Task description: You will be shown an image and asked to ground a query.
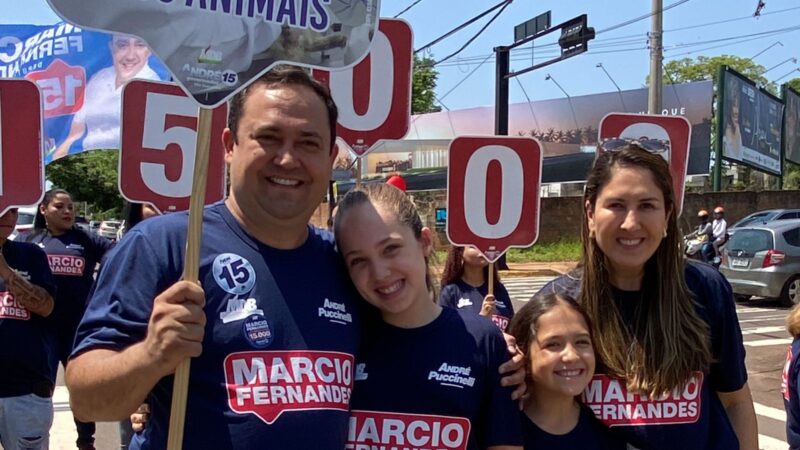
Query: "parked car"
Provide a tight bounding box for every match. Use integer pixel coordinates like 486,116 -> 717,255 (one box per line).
9,207 -> 36,241
75,216 -> 91,233
728,209 -> 800,236
97,220 -> 121,240
720,219 -> 800,306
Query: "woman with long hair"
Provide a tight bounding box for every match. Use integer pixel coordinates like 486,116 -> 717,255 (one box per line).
23,188 -> 114,450
535,144 -> 757,449
440,245 -> 514,331
782,305 -> 800,448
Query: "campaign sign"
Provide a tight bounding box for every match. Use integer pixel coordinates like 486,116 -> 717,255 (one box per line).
447,137 -> 542,263
119,80 -> 227,213
598,113 -> 691,214
313,19 -> 413,157
0,22 -> 171,164
0,80 -> 44,216
47,0 -> 381,107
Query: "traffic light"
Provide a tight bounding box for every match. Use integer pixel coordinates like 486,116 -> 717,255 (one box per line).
558,14 -> 595,56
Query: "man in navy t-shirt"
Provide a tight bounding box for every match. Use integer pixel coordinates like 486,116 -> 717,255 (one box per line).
65,66 -> 362,450
0,208 -> 58,448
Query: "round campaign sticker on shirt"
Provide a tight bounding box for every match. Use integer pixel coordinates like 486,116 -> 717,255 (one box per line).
243,314 -> 273,348
213,253 -> 256,295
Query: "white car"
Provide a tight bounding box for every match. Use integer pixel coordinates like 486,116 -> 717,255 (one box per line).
10,207 -> 37,241
98,220 -> 121,240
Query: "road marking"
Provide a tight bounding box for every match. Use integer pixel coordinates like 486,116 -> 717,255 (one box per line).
740,315 -> 789,323
745,337 -> 793,347
755,402 -> 787,422
741,326 -> 789,336
759,433 -> 788,450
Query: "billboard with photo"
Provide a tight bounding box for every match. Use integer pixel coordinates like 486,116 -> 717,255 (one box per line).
0,22 -> 171,164
719,67 -> 783,175
406,80 -> 713,182
784,85 -> 800,166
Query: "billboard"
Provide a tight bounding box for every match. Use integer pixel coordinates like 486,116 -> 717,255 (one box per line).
406,80 -> 714,182
719,67 -> 783,175
0,22 -> 171,164
784,85 -> 800,166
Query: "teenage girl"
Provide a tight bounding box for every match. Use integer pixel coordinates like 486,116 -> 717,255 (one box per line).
440,245 -> 515,331
334,183 -> 523,450
508,292 -> 626,449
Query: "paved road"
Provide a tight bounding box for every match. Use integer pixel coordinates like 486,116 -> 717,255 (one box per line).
44,276 -> 793,449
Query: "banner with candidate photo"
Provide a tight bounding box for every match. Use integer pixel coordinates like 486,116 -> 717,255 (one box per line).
0,22 -> 170,164
784,85 -> 800,167
719,67 -> 784,175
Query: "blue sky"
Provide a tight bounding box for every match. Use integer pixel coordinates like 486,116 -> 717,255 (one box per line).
3,0 -> 799,110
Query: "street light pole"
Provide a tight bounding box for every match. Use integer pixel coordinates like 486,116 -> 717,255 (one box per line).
775,68 -> 800,83
495,46 -> 510,137
546,73 -> 579,129
764,57 -> 798,74
596,62 -> 627,111
648,0 -> 663,114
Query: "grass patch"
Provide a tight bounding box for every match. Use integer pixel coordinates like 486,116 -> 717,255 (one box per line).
505,240 -> 582,263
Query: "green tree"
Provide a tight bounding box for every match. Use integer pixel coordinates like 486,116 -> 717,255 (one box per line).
787,77 -> 800,93
412,54 -> 441,114
658,55 -> 774,93
46,150 -> 124,217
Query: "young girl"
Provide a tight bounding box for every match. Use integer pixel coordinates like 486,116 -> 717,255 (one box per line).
783,304 -> 800,449
334,183 -> 523,450
440,245 -> 515,331
508,293 -> 626,450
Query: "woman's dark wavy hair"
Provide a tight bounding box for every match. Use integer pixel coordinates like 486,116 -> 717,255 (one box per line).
439,245 -> 501,289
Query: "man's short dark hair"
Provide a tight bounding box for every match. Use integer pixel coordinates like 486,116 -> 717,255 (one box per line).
227,65 -> 338,150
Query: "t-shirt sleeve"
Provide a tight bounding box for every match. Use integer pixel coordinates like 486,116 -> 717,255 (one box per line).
480,326 -> 523,447
26,244 -> 57,299
438,284 -> 459,309
496,283 -> 514,316
695,265 -> 747,393
71,229 -> 176,358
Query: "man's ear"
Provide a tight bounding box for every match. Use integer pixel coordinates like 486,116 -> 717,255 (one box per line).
420,227 -> 434,257
222,128 -> 235,164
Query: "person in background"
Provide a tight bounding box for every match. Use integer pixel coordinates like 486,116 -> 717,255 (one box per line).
508,292 -> 626,449
723,85 -> 744,162
334,183 -> 523,450
440,245 -> 515,331
685,209 -> 713,262
782,303 -> 800,450
712,206 -> 728,259
0,207 -> 58,450
535,145 -> 757,449
23,189 -> 114,450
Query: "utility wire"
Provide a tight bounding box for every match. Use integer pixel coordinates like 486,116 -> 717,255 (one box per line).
597,0 -> 691,34
394,0 -> 425,18
434,0 -> 512,66
438,53 -> 495,102
414,0 -> 511,55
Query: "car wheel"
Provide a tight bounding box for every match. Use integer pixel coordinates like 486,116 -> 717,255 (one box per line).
734,294 -> 750,303
781,275 -> 800,307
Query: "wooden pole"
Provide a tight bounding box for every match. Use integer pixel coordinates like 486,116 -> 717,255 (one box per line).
166,106 -> 213,450
356,158 -> 363,188
487,262 -> 495,297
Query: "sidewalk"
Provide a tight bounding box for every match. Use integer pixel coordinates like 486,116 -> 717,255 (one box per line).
501,261 -> 577,278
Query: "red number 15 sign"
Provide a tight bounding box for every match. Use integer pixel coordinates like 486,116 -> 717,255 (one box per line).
447,136 -> 542,262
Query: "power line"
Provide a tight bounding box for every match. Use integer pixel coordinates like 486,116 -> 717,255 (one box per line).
414,0 -> 511,55
434,0 -> 512,66
394,0 -> 425,18
597,0 -> 691,34
438,53 -> 495,102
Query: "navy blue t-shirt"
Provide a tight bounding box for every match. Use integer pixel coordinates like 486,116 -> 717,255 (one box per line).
440,280 -> 515,331
72,202 -> 362,450
347,307 -> 522,450
782,338 -> 800,449
520,404 -> 627,450
535,261 -> 746,450
0,240 -> 58,397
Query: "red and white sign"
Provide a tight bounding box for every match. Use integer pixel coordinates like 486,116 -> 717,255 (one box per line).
119,80 -> 228,214
47,254 -> 86,277
313,19 -> 413,157
447,136 -> 542,263
0,79 -> 44,217
224,350 -> 354,425
598,113 -> 691,214
583,373 -> 703,427
346,410 -> 470,450
0,292 -> 31,321
25,59 -> 87,118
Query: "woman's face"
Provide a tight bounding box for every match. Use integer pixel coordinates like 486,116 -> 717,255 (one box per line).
587,165 -> 669,277
41,193 -> 75,233
462,246 -> 488,268
528,304 -> 595,398
337,202 -> 433,321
